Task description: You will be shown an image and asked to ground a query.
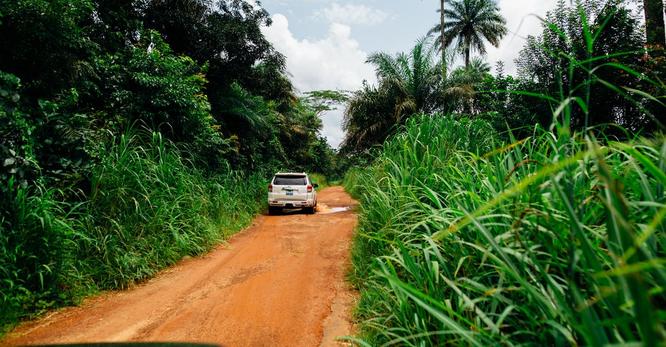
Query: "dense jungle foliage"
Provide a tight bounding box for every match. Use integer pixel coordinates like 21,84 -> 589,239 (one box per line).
341,0 -> 665,155
343,0 -> 666,345
0,0 -> 339,332
2,0 -> 665,344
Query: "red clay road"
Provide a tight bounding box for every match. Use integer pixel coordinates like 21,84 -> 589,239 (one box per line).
2,186 -> 358,347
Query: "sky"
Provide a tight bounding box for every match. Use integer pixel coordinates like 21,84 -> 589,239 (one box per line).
258,0 -> 563,148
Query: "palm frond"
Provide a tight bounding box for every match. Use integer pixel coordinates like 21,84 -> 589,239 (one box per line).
430,0 -> 508,66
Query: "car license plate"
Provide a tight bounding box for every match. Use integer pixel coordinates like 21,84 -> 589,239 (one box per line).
286,191 -> 293,196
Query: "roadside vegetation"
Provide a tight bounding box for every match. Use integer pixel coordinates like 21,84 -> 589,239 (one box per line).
2,0 -> 665,344
309,173 -> 330,190
0,0 -> 340,333
344,0 -> 665,345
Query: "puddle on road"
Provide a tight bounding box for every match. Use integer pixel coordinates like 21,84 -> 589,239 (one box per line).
272,204 -> 353,215
317,205 -> 352,215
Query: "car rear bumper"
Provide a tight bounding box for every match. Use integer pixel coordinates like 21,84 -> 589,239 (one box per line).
268,199 -> 316,208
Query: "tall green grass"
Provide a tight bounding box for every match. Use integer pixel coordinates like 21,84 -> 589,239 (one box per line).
0,181 -> 81,329
345,115 -> 665,345
78,132 -> 265,288
309,173 -> 330,189
0,131 -> 266,333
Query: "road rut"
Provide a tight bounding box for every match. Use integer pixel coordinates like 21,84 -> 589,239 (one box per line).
2,186 -> 358,347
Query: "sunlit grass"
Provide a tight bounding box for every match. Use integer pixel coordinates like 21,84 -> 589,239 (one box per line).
345,115 -> 665,345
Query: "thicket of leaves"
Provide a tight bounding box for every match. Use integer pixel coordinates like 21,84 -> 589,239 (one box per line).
342,0 -> 665,154
516,0 -> 664,133
0,0 -> 336,180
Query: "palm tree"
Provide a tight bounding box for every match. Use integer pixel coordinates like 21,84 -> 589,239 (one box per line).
342,39 -> 443,152
439,0 -> 447,77
366,38 -> 442,115
445,57 -> 491,114
429,0 -> 507,67
342,82 -> 401,152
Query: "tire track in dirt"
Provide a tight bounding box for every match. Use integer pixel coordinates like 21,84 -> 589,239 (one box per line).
2,187 -> 358,347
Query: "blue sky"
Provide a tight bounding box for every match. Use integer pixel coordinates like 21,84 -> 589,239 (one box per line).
258,0 -> 563,147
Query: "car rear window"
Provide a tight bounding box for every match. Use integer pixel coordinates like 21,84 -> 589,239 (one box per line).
273,175 -> 307,186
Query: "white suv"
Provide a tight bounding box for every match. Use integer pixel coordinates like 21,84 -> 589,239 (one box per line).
268,173 -> 318,214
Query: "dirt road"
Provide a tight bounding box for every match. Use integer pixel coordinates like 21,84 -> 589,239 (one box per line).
2,187 -> 358,347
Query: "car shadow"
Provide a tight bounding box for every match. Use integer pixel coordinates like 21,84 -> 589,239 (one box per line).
265,208 -> 316,216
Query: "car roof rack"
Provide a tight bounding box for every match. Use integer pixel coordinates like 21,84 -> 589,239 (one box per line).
275,172 -> 307,176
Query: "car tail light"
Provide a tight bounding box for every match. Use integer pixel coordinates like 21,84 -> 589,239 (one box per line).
268,184 -> 273,192
307,185 -> 313,192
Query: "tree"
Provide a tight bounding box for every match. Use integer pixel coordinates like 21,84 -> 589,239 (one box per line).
144,0 -> 285,98
342,39 -> 443,153
91,0 -> 143,52
143,0 -> 292,151
471,67 -> 547,138
429,0 -> 507,67
440,0 -> 447,77
0,0 -> 96,99
643,0 -> 665,48
303,90 -> 350,117
94,30 -> 220,144
367,38 -> 443,115
342,82 -> 400,153
516,0 -> 664,133
444,57 -> 490,114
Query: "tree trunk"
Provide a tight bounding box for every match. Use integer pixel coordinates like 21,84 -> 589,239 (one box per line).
440,0 -> 447,78
644,0 -> 665,47
465,47 -> 470,68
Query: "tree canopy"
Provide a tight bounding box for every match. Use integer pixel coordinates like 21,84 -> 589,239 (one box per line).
342,39 -> 444,153
429,0 -> 507,67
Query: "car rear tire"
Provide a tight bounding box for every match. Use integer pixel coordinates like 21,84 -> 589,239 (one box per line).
268,206 -> 281,215
305,206 -> 315,215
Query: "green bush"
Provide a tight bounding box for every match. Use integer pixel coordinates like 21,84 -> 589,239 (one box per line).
0,71 -> 36,190
346,115 -> 665,345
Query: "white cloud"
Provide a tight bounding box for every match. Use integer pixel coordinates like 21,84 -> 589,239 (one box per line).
485,0 -> 560,75
315,3 -> 389,26
262,14 -> 375,92
262,14 -> 376,148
